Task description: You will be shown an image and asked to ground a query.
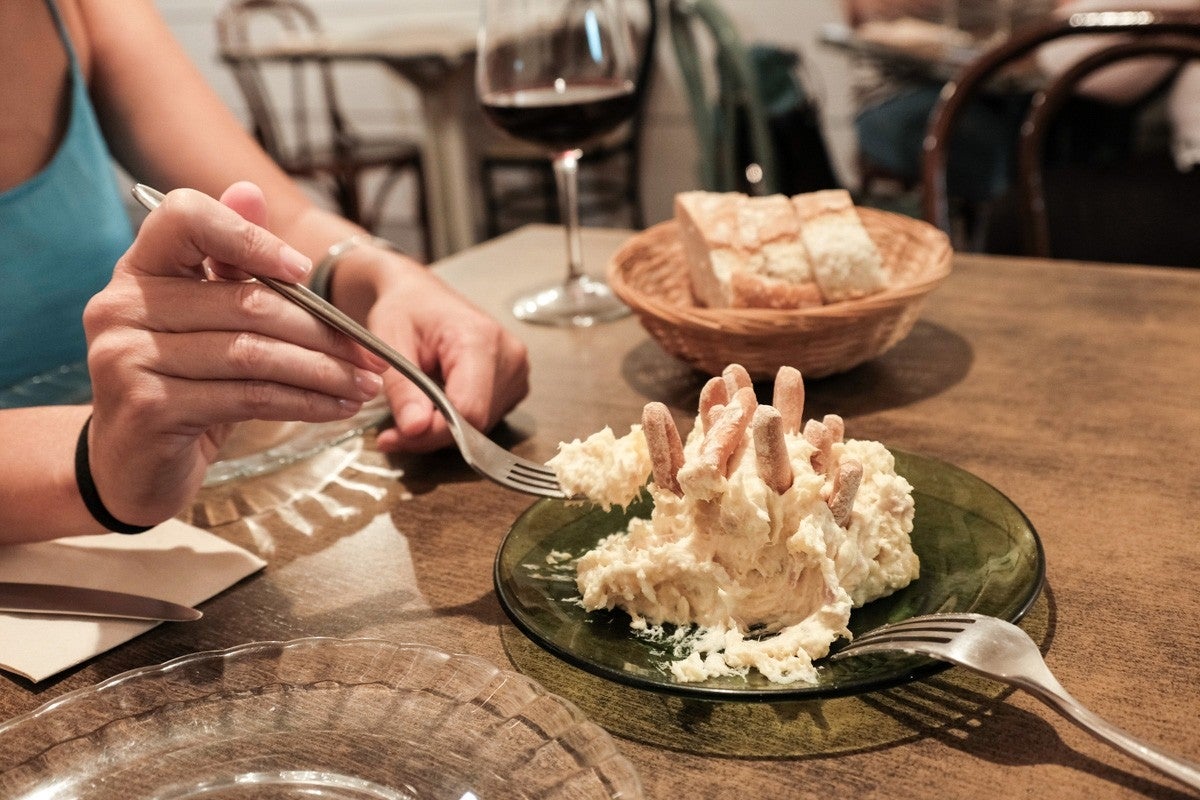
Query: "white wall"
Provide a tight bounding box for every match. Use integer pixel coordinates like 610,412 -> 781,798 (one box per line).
158,0 -> 859,234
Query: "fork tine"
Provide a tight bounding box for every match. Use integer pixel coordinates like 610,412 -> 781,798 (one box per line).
854,628 -> 955,647
830,613 -> 985,659
852,622 -> 967,644
875,613 -> 984,628
830,638 -> 942,660
854,613 -> 983,639
507,461 -> 566,494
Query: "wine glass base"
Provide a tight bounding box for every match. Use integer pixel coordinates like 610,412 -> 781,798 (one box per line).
511,276 -> 630,327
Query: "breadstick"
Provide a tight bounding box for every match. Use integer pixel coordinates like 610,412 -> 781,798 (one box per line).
723,363 -> 753,397
822,414 -> 845,443
827,457 -> 863,527
698,376 -> 729,430
699,387 -> 756,477
752,405 -> 793,494
803,419 -> 833,475
726,386 -> 757,470
642,402 -> 685,496
772,366 -> 804,434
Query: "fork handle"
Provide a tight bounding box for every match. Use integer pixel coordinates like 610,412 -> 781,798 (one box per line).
258,276 -> 464,433
1023,681 -> 1200,791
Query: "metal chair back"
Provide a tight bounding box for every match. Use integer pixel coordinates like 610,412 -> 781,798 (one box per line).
923,10 -> 1200,258
667,0 -> 776,194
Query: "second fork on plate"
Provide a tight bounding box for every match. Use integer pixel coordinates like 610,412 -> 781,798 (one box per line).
832,613 -> 1200,792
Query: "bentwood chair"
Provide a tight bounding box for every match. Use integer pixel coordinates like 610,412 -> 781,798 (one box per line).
215,0 -> 431,258
667,0 -> 778,195
479,0 -> 658,237
923,9 -> 1200,264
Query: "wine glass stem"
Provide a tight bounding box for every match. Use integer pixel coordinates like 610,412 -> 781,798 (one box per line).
552,148 -> 585,284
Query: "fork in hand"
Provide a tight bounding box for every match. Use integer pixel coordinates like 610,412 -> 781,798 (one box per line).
130,184 -> 569,501
831,613 -> 1200,792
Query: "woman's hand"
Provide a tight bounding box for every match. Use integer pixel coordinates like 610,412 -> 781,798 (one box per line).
316,234 -> 530,454
345,255 -> 531,454
81,183 -> 386,527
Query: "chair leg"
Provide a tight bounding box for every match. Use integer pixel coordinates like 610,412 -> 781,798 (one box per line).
364,165 -> 407,237
412,159 -> 432,262
482,161 -> 503,240
334,173 -> 364,229
346,162 -> 431,261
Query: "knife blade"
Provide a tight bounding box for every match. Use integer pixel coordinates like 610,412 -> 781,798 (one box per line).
0,582 -> 203,622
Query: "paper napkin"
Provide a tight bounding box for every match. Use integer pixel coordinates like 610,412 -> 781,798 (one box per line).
0,519 -> 266,683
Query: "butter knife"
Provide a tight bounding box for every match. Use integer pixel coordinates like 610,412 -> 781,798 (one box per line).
0,582 -> 203,622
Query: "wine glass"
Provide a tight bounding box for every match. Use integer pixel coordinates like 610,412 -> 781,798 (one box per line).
477,0 -> 638,326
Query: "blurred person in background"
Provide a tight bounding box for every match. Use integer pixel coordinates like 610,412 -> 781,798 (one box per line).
841,0 -> 1057,210
1039,0 -> 1200,174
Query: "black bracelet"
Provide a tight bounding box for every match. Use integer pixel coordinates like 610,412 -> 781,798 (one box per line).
74,415 -> 153,534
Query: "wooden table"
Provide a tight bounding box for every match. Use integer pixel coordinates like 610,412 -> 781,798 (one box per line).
3,226 -> 1199,799
229,22 -> 481,258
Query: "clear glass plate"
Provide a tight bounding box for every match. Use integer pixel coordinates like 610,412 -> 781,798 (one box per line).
0,361 -> 389,487
494,449 -> 1045,701
0,638 -> 643,800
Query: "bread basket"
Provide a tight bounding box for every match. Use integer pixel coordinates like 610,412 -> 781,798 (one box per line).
607,207 -> 952,380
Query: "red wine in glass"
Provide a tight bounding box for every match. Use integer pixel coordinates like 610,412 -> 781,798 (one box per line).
477,0 -> 639,326
481,80 -> 636,152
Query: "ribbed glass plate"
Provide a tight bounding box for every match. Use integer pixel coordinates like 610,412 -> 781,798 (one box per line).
0,361 -> 388,487
0,639 -> 643,799
495,449 -> 1045,701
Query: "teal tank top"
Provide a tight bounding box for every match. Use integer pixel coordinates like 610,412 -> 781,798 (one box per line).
0,0 -> 134,394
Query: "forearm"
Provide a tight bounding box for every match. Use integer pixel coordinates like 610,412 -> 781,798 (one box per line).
80,0 -> 428,319
0,406 -> 107,543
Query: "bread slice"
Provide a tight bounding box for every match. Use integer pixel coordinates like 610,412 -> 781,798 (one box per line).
675,192 -> 822,309
674,191 -> 743,308
730,195 -> 823,309
791,189 -> 885,302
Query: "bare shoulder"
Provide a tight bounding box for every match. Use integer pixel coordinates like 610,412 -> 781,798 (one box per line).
0,0 -> 71,191
73,0 -> 173,65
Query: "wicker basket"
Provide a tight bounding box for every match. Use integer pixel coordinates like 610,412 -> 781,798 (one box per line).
607,207 -> 952,380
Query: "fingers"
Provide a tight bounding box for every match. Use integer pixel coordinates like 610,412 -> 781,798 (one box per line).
85,302 -> 383,430
207,181 -> 271,281
86,183 -> 394,433
374,302 -> 531,454
121,186 -> 311,283
146,329 -> 383,402
130,278 -> 385,371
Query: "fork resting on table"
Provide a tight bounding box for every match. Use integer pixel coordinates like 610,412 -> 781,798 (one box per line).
131,184 -> 568,500
832,613 -> 1200,792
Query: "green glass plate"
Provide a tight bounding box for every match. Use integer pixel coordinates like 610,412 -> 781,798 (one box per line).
494,449 -> 1045,701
